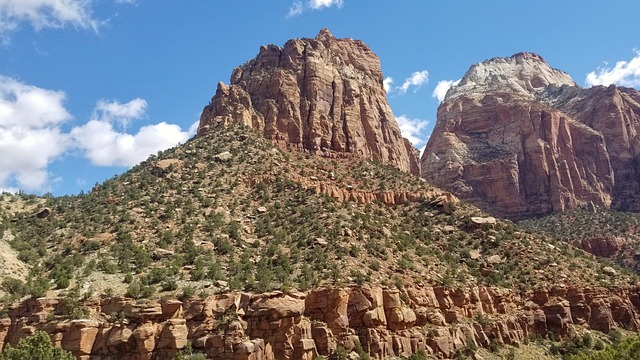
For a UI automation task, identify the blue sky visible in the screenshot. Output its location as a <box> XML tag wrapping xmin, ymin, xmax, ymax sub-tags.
<box><xmin>1</xmin><ymin>0</ymin><xmax>639</xmax><ymax>195</ymax></box>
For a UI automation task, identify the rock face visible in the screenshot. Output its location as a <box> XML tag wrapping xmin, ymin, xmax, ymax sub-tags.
<box><xmin>421</xmin><ymin>52</ymin><xmax>640</xmax><ymax>219</ymax></box>
<box><xmin>2</xmin><ymin>286</ymin><xmax>640</xmax><ymax>359</ymax></box>
<box><xmin>198</xmin><ymin>29</ymin><xmax>419</xmax><ymax>175</ymax></box>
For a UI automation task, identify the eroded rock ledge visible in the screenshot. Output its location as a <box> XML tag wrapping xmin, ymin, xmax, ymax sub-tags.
<box><xmin>1</xmin><ymin>285</ymin><xmax>639</xmax><ymax>359</ymax></box>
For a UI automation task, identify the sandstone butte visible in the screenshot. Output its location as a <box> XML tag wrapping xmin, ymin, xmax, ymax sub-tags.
<box><xmin>2</xmin><ymin>285</ymin><xmax>640</xmax><ymax>359</ymax></box>
<box><xmin>198</xmin><ymin>28</ymin><xmax>420</xmax><ymax>176</ymax></box>
<box><xmin>421</xmin><ymin>52</ymin><xmax>640</xmax><ymax>220</ymax></box>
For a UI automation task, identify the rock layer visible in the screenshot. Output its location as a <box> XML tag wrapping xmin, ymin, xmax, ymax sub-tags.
<box><xmin>1</xmin><ymin>286</ymin><xmax>639</xmax><ymax>359</ymax></box>
<box><xmin>198</xmin><ymin>29</ymin><xmax>419</xmax><ymax>175</ymax></box>
<box><xmin>421</xmin><ymin>52</ymin><xmax>640</xmax><ymax>219</ymax></box>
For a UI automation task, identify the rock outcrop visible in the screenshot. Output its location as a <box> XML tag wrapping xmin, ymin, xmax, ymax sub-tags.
<box><xmin>2</xmin><ymin>286</ymin><xmax>640</xmax><ymax>359</ymax></box>
<box><xmin>198</xmin><ymin>29</ymin><xmax>419</xmax><ymax>175</ymax></box>
<box><xmin>421</xmin><ymin>52</ymin><xmax>640</xmax><ymax>220</ymax></box>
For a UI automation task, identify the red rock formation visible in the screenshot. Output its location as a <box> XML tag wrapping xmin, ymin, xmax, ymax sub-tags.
<box><xmin>1</xmin><ymin>286</ymin><xmax>640</xmax><ymax>359</ymax></box>
<box><xmin>421</xmin><ymin>52</ymin><xmax>640</xmax><ymax>219</ymax></box>
<box><xmin>198</xmin><ymin>29</ymin><xmax>419</xmax><ymax>175</ymax></box>
<box><xmin>579</xmin><ymin>237</ymin><xmax>626</xmax><ymax>258</ymax></box>
<box><xmin>246</xmin><ymin>173</ymin><xmax>456</xmax><ymax>207</ymax></box>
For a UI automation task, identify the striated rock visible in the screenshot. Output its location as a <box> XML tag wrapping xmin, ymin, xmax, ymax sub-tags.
<box><xmin>2</xmin><ymin>286</ymin><xmax>640</xmax><ymax>359</ymax></box>
<box><xmin>198</xmin><ymin>29</ymin><xmax>419</xmax><ymax>175</ymax></box>
<box><xmin>422</xmin><ymin>52</ymin><xmax>640</xmax><ymax>219</ymax></box>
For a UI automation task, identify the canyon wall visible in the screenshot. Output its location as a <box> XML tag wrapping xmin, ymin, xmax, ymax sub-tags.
<box><xmin>2</xmin><ymin>285</ymin><xmax>639</xmax><ymax>359</ymax></box>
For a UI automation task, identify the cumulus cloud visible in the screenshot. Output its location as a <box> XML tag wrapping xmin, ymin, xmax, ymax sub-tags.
<box><xmin>93</xmin><ymin>98</ymin><xmax>147</xmax><ymax>129</ymax></box>
<box><xmin>0</xmin><ymin>76</ymin><xmax>71</xmax><ymax>192</ymax></box>
<box><xmin>396</xmin><ymin>115</ymin><xmax>428</xmax><ymax>148</ymax></box>
<box><xmin>71</xmin><ymin>99</ymin><xmax>196</xmax><ymax>167</ymax></box>
<box><xmin>398</xmin><ymin>70</ymin><xmax>429</xmax><ymax>94</ymax></box>
<box><xmin>432</xmin><ymin>79</ymin><xmax>461</xmax><ymax>102</ymax></box>
<box><xmin>71</xmin><ymin>119</ymin><xmax>195</xmax><ymax>167</ymax></box>
<box><xmin>383</xmin><ymin>77</ymin><xmax>393</xmax><ymax>93</ymax></box>
<box><xmin>0</xmin><ymin>77</ymin><xmax>198</xmax><ymax>192</ymax></box>
<box><xmin>586</xmin><ymin>50</ymin><xmax>640</xmax><ymax>88</ymax></box>
<box><xmin>287</xmin><ymin>0</ymin><xmax>343</xmax><ymax>17</ymax></box>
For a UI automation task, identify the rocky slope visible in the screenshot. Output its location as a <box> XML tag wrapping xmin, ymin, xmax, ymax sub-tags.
<box><xmin>519</xmin><ymin>207</ymin><xmax>640</xmax><ymax>273</ymax></box>
<box><xmin>1</xmin><ymin>125</ymin><xmax>638</xmax><ymax>359</ymax></box>
<box><xmin>198</xmin><ymin>29</ymin><xmax>420</xmax><ymax>175</ymax></box>
<box><xmin>421</xmin><ymin>52</ymin><xmax>640</xmax><ymax>220</ymax></box>
<box><xmin>2</xmin><ymin>285</ymin><xmax>640</xmax><ymax>360</ymax></box>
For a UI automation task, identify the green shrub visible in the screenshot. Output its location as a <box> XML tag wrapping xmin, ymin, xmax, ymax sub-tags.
<box><xmin>0</xmin><ymin>331</ymin><xmax>74</xmax><ymax>360</ymax></box>
<box><xmin>407</xmin><ymin>350</ymin><xmax>429</xmax><ymax>360</ymax></box>
<box><xmin>1</xmin><ymin>278</ymin><xmax>26</xmax><ymax>297</ymax></box>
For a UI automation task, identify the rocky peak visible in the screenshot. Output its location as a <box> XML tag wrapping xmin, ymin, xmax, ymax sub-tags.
<box><xmin>198</xmin><ymin>29</ymin><xmax>419</xmax><ymax>175</ymax></box>
<box><xmin>315</xmin><ymin>27</ymin><xmax>336</xmax><ymax>41</ymax></box>
<box><xmin>447</xmin><ymin>52</ymin><xmax>576</xmax><ymax>101</ymax></box>
<box><xmin>422</xmin><ymin>52</ymin><xmax>640</xmax><ymax>219</ymax></box>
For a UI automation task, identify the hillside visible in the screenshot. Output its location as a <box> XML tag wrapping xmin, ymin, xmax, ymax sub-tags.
<box><xmin>0</xmin><ymin>125</ymin><xmax>639</xmax><ymax>359</ymax></box>
<box><xmin>519</xmin><ymin>207</ymin><xmax>640</xmax><ymax>273</ymax></box>
<box><xmin>4</xmin><ymin>124</ymin><xmax>632</xmax><ymax>302</ymax></box>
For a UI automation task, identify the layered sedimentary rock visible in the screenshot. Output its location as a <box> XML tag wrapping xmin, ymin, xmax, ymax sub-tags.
<box><xmin>421</xmin><ymin>52</ymin><xmax>640</xmax><ymax>219</ymax></box>
<box><xmin>1</xmin><ymin>286</ymin><xmax>639</xmax><ymax>359</ymax></box>
<box><xmin>198</xmin><ymin>29</ymin><xmax>419</xmax><ymax>175</ymax></box>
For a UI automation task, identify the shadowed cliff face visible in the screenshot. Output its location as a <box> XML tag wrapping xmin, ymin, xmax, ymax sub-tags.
<box><xmin>198</xmin><ymin>28</ymin><xmax>420</xmax><ymax>175</ymax></box>
<box><xmin>421</xmin><ymin>52</ymin><xmax>640</xmax><ymax>220</ymax></box>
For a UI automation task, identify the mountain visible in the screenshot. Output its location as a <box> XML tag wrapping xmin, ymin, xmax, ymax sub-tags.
<box><xmin>198</xmin><ymin>29</ymin><xmax>420</xmax><ymax>175</ymax></box>
<box><xmin>1</xmin><ymin>37</ymin><xmax>640</xmax><ymax>360</ymax></box>
<box><xmin>1</xmin><ymin>125</ymin><xmax>638</xmax><ymax>360</ymax></box>
<box><xmin>421</xmin><ymin>52</ymin><xmax>640</xmax><ymax>220</ymax></box>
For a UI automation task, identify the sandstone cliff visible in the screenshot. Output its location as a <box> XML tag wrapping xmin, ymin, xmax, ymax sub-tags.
<box><xmin>198</xmin><ymin>29</ymin><xmax>419</xmax><ymax>175</ymax></box>
<box><xmin>2</xmin><ymin>285</ymin><xmax>639</xmax><ymax>359</ymax></box>
<box><xmin>421</xmin><ymin>52</ymin><xmax>640</xmax><ymax>219</ymax></box>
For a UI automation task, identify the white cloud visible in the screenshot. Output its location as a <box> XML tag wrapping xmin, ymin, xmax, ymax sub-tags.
<box><xmin>398</xmin><ymin>70</ymin><xmax>429</xmax><ymax>94</ymax></box>
<box><xmin>432</xmin><ymin>79</ymin><xmax>461</xmax><ymax>102</ymax></box>
<box><xmin>287</xmin><ymin>1</ymin><xmax>304</xmax><ymax>17</ymax></box>
<box><xmin>383</xmin><ymin>77</ymin><xmax>393</xmax><ymax>93</ymax></box>
<box><xmin>71</xmin><ymin>99</ymin><xmax>197</xmax><ymax>167</ymax></box>
<box><xmin>287</xmin><ymin>0</ymin><xmax>343</xmax><ymax>17</ymax></box>
<box><xmin>396</xmin><ymin>115</ymin><xmax>428</xmax><ymax>147</ymax></box>
<box><xmin>0</xmin><ymin>76</ymin><xmax>71</xmax><ymax>127</ymax></box>
<box><xmin>586</xmin><ymin>50</ymin><xmax>640</xmax><ymax>88</ymax></box>
<box><xmin>309</xmin><ymin>0</ymin><xmax>343</xmax><ymax>9</ymax></box>
<box><xmin>0</xmin><ymin>77</ymin><xmax>198</xmax><ymax>192</ymax></box>
<box><xmin>94</xmin><ymin>98</ymin><xmax>147</xmax><ymax>129</ymax></box>
<box><xmin>0</xmin><ymin>76</ymin><xmax>71</xmax><ymax>192</ymax></box>
<box><xmin>71</xmin><ymin>119</ymin><xmax>194</xmax><ymax>167</ymax></box>
<box><xmin>0</xmin><ymin>0</ymin><xmax>99</xmax><ymax>39</ymax></box>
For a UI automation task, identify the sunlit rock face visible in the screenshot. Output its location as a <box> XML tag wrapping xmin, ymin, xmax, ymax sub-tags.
<box><xmin>422</xmin><ymin>52</ymin><xmax>640</xmax><ymax>220</ymax></box>
<box><xmin>199</xmin><ymin>28</ymin><xmax>419</xmax><ymax>175</ymax></box>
